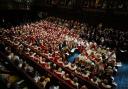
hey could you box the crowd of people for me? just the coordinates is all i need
[7,49,52,89]
[47,17,128,52]
[0,51,30,89]
[81,0,128,10]
[0,16,122,89]
[46,0,128,10]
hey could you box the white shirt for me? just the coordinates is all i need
[13,55,20,61]
[69,65,77,71]
[8,53,14,60]
[64,62,71,68]
[49,86,59,89]
[34,76,40,83]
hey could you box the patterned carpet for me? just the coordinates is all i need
[68,49,80,63]
[114,63,128,89]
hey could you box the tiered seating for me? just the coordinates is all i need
[0,17,119,89]
[1,38,77,89]
[0,49,43,89]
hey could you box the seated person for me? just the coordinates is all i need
[37,76,50,88]
[101,79,112,89]
[8,52,14,60]
[64,61,71,68]
[44,62,51,69]
[17,44,24,52]
[63,73,73,84]
[39,57,46,64]
[24,48,30,55]
[78,52,86,61]
[49,85,60,89]
[18,59,23,68]
[13,54,20,62]
[5,46,11,54]
[85,58,93,65]
[34,75,41,83]
[21,62,28,71]
[26,65,34,77]
[71,77,79,88]
[41,77,50,88]
[30,52,36,58]
[90,76,99,85]
[75,67,81,75]
[28,42,33,46]
[52,52,61,62]
[69,63,77,71]
[6,74,20,88]
[33,54,40,62]
[57,57,64,66]
[47,53,53,59]
[14,40,20,46]
[27,47,31,52]
[81,70,90,80]
[89,52,96,61]
[32,45,39,50]
[105,66,113,76]
[80,85,88,89]
[54,67,65,77]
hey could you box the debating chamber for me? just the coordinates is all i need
[0,0,128,89]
